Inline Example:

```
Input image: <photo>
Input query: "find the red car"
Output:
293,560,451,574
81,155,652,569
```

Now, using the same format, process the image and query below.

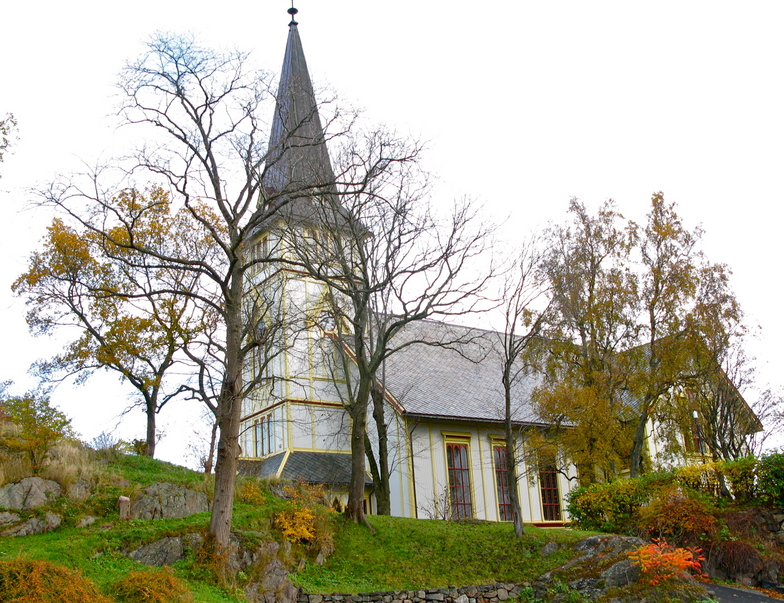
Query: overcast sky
1,1,782,465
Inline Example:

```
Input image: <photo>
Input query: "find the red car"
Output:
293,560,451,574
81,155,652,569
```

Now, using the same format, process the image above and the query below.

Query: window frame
443,435,473,520
492,442,513,522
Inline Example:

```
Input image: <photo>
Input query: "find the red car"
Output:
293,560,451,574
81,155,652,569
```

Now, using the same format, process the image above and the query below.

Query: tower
238,8,366,504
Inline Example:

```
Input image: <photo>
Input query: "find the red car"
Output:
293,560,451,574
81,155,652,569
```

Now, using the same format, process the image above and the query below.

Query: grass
292,515,595,593
0,453,597,601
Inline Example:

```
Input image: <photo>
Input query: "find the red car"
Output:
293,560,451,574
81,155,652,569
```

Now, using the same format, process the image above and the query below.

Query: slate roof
381,319,544,425
238,451,373,486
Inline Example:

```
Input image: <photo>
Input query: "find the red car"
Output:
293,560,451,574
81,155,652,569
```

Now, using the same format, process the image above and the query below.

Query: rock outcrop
1,512,61,537
532,535,712,602
0,477,62,510
129,482,209,520
129,534,204,566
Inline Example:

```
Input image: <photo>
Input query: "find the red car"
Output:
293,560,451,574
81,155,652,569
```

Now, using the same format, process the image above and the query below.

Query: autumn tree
13,187,216,457
0,384,75,475
280,129,494,521
538,193,746,480
536,198,638,483
626,193,742,476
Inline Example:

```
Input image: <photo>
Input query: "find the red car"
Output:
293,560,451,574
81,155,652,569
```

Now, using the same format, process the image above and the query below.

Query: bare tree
31,33,335,552
279,129,495,522
0,112,16,175
496,237,551,536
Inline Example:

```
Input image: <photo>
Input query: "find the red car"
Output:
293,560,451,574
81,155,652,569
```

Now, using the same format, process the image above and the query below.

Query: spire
263,7,336,197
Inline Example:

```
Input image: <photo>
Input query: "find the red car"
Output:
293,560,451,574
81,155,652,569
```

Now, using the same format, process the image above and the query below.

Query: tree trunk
145,395,157,458
205,420,218,475
208,280,244,550
505,436,525,537
629,406,649,478
345,383,369,523
503,374,524,537
371,386,391,515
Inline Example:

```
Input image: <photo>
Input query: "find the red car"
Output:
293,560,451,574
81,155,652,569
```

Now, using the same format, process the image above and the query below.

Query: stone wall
298,583,523,603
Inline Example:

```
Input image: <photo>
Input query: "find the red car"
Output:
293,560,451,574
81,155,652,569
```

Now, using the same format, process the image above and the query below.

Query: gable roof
380,319,545,426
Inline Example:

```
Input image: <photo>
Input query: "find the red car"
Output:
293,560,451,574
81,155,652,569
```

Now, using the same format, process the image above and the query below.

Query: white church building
236,8,575,525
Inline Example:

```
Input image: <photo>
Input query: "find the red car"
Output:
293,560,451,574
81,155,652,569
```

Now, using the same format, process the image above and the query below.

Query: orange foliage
628,539,706,586
0,559,111,603
113,567,192,603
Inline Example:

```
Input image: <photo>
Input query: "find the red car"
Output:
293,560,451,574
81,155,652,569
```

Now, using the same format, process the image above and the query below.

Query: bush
757,452,784,506
0,559,111,603
0,392,75,475
636,486,719,546
113,567,193,603
567,472,674,533
674,462,724,497
628,539,705,586
712,540,763,577
721,456,758,502
272,481,335,554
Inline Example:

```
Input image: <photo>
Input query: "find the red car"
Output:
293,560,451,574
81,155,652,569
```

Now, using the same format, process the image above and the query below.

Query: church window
538,457,562,521
493,445,513,521
445,440,472,519
251,414,275,457
254,420,262,457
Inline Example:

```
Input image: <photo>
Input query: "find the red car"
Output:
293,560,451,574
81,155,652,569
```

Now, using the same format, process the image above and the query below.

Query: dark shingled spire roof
262,11,336,198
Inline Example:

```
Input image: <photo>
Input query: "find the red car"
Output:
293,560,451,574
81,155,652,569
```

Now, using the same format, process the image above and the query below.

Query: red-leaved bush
628,539,706,586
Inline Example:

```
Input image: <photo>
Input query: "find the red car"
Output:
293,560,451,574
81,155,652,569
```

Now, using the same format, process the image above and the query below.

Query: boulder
129,482,208,520
128,533,204,566
600,558,641,588
0,511,21,525
66,479,91,502
0,477,62,510
2,512,61,536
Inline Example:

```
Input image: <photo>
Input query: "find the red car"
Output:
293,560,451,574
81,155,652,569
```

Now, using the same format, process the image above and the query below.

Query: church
235,8,755,524
234,7,576,524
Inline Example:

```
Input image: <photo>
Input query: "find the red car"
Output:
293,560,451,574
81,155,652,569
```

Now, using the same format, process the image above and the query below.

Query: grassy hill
0,451,602,602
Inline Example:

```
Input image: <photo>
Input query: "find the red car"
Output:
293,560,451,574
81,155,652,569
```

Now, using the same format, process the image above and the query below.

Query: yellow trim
428,425,437,517
488,438,507,522
478,432,489,519
310,404,316,450
289,447,353,454
275,449,291,479
405,417,417,518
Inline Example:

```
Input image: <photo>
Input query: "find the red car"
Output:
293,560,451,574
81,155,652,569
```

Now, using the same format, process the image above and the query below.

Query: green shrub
757,452,784,506
113,567,193,603
0,559,111,603
0,392,75,475
567,472,674,533
721,456,758,502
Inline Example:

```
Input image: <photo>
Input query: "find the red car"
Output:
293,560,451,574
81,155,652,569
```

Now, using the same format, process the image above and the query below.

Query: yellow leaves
534,383,634,482
275,507,318,543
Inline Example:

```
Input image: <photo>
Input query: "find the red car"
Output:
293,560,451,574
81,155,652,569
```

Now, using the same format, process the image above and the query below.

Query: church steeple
263,7,336,197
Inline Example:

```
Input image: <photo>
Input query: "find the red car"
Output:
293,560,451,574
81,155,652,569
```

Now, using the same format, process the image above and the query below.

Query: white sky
1,1,782,465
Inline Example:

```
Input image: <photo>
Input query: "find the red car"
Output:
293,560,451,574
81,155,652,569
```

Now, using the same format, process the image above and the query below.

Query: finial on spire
288,3,298,26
